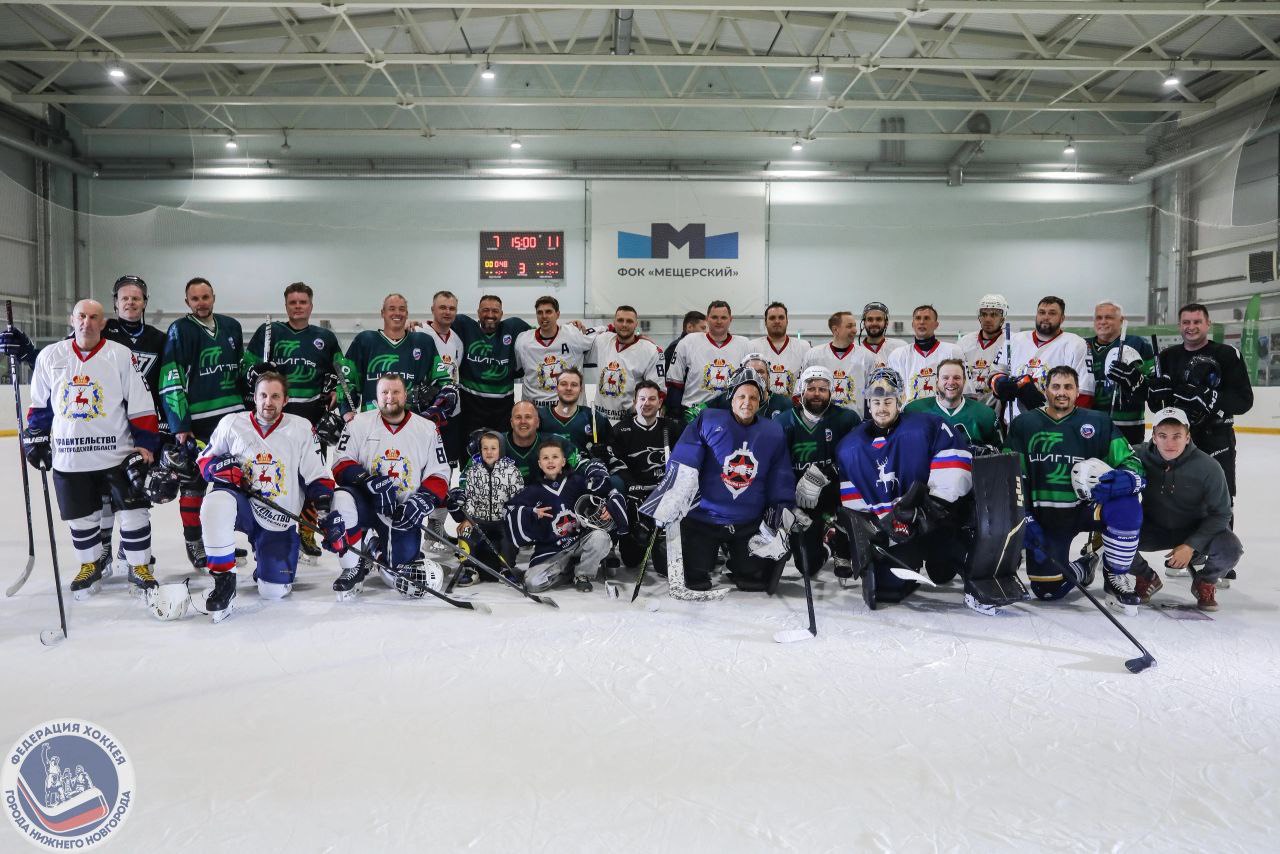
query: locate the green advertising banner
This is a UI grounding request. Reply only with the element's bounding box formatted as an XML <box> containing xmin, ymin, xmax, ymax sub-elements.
<box><xmin>1240</xmin><ymin>293</ymin><xmax>1262</xmax><ymax>384</ymax></box>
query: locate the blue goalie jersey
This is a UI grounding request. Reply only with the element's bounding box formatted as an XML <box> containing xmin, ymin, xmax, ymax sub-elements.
<box><xmin>834</xmin><ymin>411</ymin><xmax>973</xmax><ymax>518</ymax></box>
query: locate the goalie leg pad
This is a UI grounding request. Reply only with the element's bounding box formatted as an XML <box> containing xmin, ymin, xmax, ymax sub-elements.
<box><xmin>965</xmin><ymin>574</ymin><xmax>1029</xmax><ymax>608</ymax></box>
<box><xmin>966</xmin><ymin>453</ymin><xmax>1024</xmax><ymax>583</ymax></box>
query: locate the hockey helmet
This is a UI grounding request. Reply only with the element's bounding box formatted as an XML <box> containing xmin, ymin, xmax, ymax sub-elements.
<box><xmin>574</xmin><ymin>493</ymin><xmax>616</xmax><ymax>532</ymax></box>
<box><xmin>1102</xmin><ymin>344</ymin><xmax>1143</xmax><ymax>377</ymax></box>
<box><xmin>864</xmin><ymin>366</ymin><xmax>904</xmax><ymax>399</ymax></box>
<box><xmin>1070</xmin><ymin>457</ymin><xmax>1112</xmax><ymax>501</ymax></box>
<box><xmin>112</xmin><ymin>275</ymin><xmax>148</xmax><ymax>302</ymax></box>
<box><xmin>381</xmin><ymin>560</ymin><xmax>445</xmax><ymax>599</ymax></box>
<box><xmin>799</xmin><ymin>365</ymin><xmax>833</xmax><ymax>390</ymax></box>
<box><xmin>160</xmin><ymin>439</ymin><xmax>200</xmax><ymax>482</ymax></box>
<box><xmin>977</xmin><ymin>293</ymin><xmax>1009</xmax><ymax>314</ymax></box>
<box><xmin>741</xmin><ymin>352</ymin><xmax>769</xmax><ymax>374</ymax></box>
<box><xmin>143</xmin><ymin>466</ymin><xmax>181</xmax><ymax>504</ymax></box>
<box><xmin>146</xmin><ymin>580</ymin><xmax>192</xmax><ymax>622</ymax></box>
<box><xmin>1182</xmin><ymin>354</ymin><xmax>1221</xmax><ymax>389</ymax></box>
<box><xmin>862</xmin><ymin>301</ymin><xmax>889</xmax><ymax>318</ymax></box>
<box><xmin>727</xmin><ymin>365</ymin><xmax>768</xmax><ymax>402</ymax></box>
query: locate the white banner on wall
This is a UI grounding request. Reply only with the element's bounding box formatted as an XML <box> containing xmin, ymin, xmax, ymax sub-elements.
<box><xmin>589</xmin><ymin>181</ymin><xmax>766</xmax><ymax>316</ymax></box>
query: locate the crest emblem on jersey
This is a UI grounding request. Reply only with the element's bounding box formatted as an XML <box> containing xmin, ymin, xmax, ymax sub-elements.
<box><xmin>536</xmin><ymin>354</ymin><xmax>564</xmax><ymax>390</ymax></box>
<box><xmin>412</xmin><ymin>348</ymin><xmax>422</xmax><ymax>360</ymax></box>
<box><xmin>768</xmin><ymin>364</ymin><xmax>791</xmax><ymax>394</ymax></box>
<box><xmin>599</xmin><ymin>361</ymin><xmax>626</xmax><ymax>398</ymax></box>
<box><xmin>912</xmin><ymin>366</ymin><xmax>937</xmax><ymax>398</ymax></box>
<box><xmin>1079</xmin><ymin>424</ymin><xmax>1096</xmax><ymax>439</ymax></box>
<box><xmin>703</xmin><ymin>358</ymin><xmax>732</xmax><ymax>391</ymax></box>
<box><xmin>249</xmin><ymin>452</ymin><xmax>285</xmax><ymax>498</ymax></box>
<box><xmin>59</xmin><ymin>375</ymin><xmax>106</xmax><ymax>421</ymax></box>
<box><xmin>502</xmin><ymin>335</ymin><xmax>513</xmax><ymax>345</ymax></box>
<box><xmin>314</xmin><ymin>338</ymin><xmax>325</xmax><ymax>350</ymax></box>
<box><xmin>831</xmin><ymin>370</ymin><xmax>851</xmax><ymax>404</ymax></box>
<box><xmin>373</xmin><ymin>448</ymin><xmax>413</xmax><ymax>496</ymax></box>
<box><xmin>720</xmin><ymin>441</ymin><xmax>758</xmax><ymax>498</ymax></box>
<box><xmin>552</xmin><ymin>509</ymin><xmax>580</xmax><ymax>542</ymax></box>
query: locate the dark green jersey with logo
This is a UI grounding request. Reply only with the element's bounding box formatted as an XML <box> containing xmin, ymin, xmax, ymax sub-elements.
<box><xmin>340</xmin><ymin>330</ymin><xmax>447</xmax><ymax>412</ymax></box>
<box><xmin>776</xmin><ymin>404</ymin><xmax>860</xmax><ymax>478</ymax></box>
<box><xmin>453</xmin><ymin>314</ymin><xmax>532</xmax><ymax>398</ymax></box>
<box><xmin>158</xmin><ymin>313</ymin><xmax>246</xmax><ymax>432</ymax></box>
<box><xmin>903</xmin><ymin>396</ymin><xmax>999</xmax><ymax>446</ymax></box>
<box><xmin>245</xmin><ymin>321</ymin><xmax>341</xmax><ymax>410</ymax></box>
<box><xmin>1085</xmin><ymin>334</ymin><xmax>1155</xmax><ymax>429</ymax></box>
<box><xmin>499</xmin><ymin>431</ymin><xmax>581</xmax><ymax>483</ymax></box>
<box><xmin>1006</xmin><ymin>406</ymin><xmax>1143</xmax><ymax>527</ymax></box>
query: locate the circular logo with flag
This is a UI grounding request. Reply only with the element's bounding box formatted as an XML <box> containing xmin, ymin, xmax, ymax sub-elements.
<box><xmin>2</xmin><ymin>719</ymin><xmax>136</xmax><ymax>849</ymax></box>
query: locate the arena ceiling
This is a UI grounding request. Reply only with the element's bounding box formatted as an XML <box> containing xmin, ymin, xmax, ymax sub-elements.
<box><xmin>1</xmin><ymin>2</ymin><xmax>1278</xmax><ymax>175</ymax></box>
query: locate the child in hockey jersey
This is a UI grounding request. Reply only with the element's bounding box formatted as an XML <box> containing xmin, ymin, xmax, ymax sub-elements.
<box><xmin>450</xmin><ymin>431</ymin><xmax>524</xmax><ymax>585</ymax></box>
<box><xmin>505</xmin><ymin>441</ymin><xmax>628</xmax><ymax>593</ymax></box>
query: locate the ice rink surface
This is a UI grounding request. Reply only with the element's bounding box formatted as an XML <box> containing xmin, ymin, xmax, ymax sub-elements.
<box><xmin>1</xmin><ymin>434</ymin><xmax>1278</xmax><ymax>853</ymax></box>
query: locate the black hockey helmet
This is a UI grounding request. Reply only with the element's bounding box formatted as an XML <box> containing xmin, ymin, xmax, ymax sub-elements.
<box><xmin>112</xmin><ymin>275</ymin><xmax>148</xmax><ymax>302</ymax></box>
<box><xmin>1182</xmin><ymin>354</ymin><xmax>1221</xmax><ymax>389</ymax></box>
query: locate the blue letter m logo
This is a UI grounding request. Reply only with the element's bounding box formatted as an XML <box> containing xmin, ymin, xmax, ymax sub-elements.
<box><xmin>618</xmin><ymin>223</ymin><xmax>738</xmax><ymax>259</ymax></box>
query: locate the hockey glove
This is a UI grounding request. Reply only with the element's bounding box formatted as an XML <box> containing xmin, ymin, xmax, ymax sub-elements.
<box><xmin>763</xmin><ymin>505</ymin><xmax>797</xmax><ymax>535</ymax></box>
<box><xmin>626</xmin><ymin>481</ymin><xmax>655</xmax><ymax>502</ymax></box>
<box><xmin>245</xmin><ymin>360</ymin><xmax>281</xmax><ymax>391</ymax></box>
<box><xmin>1</xmin><ymin>325</ymin><xmax>36</xmax><ymax>366</ymax></box>
<box><xmin>205</xmin><ymin>454</ymin><xmax>246</xmax><ymax>488</ymax></box>
<box><xmin>1106</xmin><ymin>358</ymin><xmax>1143</xmax><ymax>394</ymax></box>
<box><xmin>315</xmin><ymin>410</ymin><xmax>344</xmax><ymax>446</ymax></box>
<box><xmin>991</xmin><ymin>374</ymin><xmax>1020</xmax><ymax>403</ymax></box>
<box><xmin>357</xmin><ymin>472</ymin><xmax>400</xmax><ymax>517</ymax></box>
<box><xmin>122</xmin><ymin>451</ymin><xmax>149</xmax><ymax>500</ymax></box>
<box><xmin>1145</xmin><ymin>374</ymin><xmax>1173</xmax><ymax>407</ymax></box>
<box><xmin>1014</xmin><ymin>378</ymin><xmax>1046</xmax><ymax>411</ymax></box>
<box><xmin>21</xmin><ymin>426</ymin><xmax>51</xmax><ymax>471</ymax></box>
<box><xmin>422</xmin><ymin>385</ymin><xmax>459</xmax><ymax>427</ymax></box>
<box><xmin>795</xmin><ymin>463</ymin><xmax>830</xmax><ymax>510</ymax></box>
<box><xmin>582</xmin><ymin>459</ymin><xmax>610</xmax><ymax>493</ymax></box>
<box><xmin>587</xmin><ymin>441</ymin><xmax>611</xmax><ymax>462</ymax></box>
<box><xmin>320</xmin><ymin>372</ymin><xmax>339</xmax><ymax>398</ymax></box>
<box><xmin>393</xmin><ymin>490</ymin><xmax>435</xmax><ymax>531</ymax></box>
<box><xmin>1173</xmin><ymin>383</ymin><xmax>1217</xmax><ymax>423</ymax></box>
<box><xmin>319</xmin><ymin>510</ymin><xmax>348</xmax><ymax>554</ymax></box>
<box><xmin>1090</xmin><ymin>468</ymin><xmax>1144</xmax><ymax>503</ymax></box>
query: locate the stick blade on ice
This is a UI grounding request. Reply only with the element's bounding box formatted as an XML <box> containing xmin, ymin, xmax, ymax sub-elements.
<box><xmin>39</xmin><ymin>629</ymin><xmax>65</xmax><ymax>647</ymax></box>
<box><xmin>773</xmin><ymin>628</ymin><xmax>815</xmax><ymax>644</ymax></box>
<box><xmin>6</xmin><ymin>555</ymin><xmax>35</xmax><ymax>597</ymax></box>
<box><xmin>1125</xmin><ymin>654</ymin><xmax>1156</xmax><ymax>674</ymax></box>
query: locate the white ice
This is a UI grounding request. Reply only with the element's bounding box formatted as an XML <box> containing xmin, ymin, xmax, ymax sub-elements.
<box><xmin>1</xmin><ymin>434</ymin><xmax>1278</xmax><ymax>853</ymax></box>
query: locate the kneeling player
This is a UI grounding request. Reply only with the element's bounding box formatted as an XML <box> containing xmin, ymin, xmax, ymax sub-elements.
<box><xmin>329</xmin><ymin>373</ymin><xmax>451</xmax><ymax>599</ymax></box>
<box><xmin>1006</xmin><ymin>366</ymin><xmax>1145</xmax><ymax>615</ymax></box>
<box><xmin>505</xmin><ymin>441</ymin><xmax>627</xmax><ymax>593</ymax></box>
<box><xmin>833</xmin><ymin>367</ymin><xmax>975</xmax><ymax>610</ymax></box>
<box><xmin>196</xmin><ymin>372</ymin><xmax>344</xmax><ymax>621</ymax></box>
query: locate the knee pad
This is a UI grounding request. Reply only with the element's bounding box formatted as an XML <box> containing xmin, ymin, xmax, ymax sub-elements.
<box><xmin>256</xmin><ymin>579</ymin><xmax>293</xmax><ymax>600</ymax></box>
<box><xmin>334</xmin><ymin>488</ymin><xmax>360</xmax><ymax>527</ymax></box>
<box><xmin>200</xmin><ymin>488</ymin><xmax>239</xmax><ymax>526</ymax></box>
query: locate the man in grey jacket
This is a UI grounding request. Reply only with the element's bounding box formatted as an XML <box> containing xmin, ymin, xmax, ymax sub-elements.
<box><xmin>1132</xmin><ymin>407</ymin><xmax>1242</xmax><ymax>612</ymax></box>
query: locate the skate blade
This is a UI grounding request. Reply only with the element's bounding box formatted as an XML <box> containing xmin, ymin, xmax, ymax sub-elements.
<box><xmin>210</xmin><ymin>606</ymin><xmax>234</xmax><ymax>624</ymax></box>
<box><xmin>72</xmin><ymin>583</ymin><xmax>101</xmax><ymax>601</ymax></box>
<box><xmin>1106</xmin><ymin>597</ymin><xmax>1139</xmax><ymax>617</ymax></box>
<box><xmin>773</xmin><ymin>628</ymin><xmax>815</xmax><ymax>643</ymax></box>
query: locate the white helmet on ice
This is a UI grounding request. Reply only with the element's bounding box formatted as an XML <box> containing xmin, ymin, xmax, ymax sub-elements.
<box><xmin>1070</xmin><ymin>457</ymin><xmax>1112</xmax><ymax>501</ymax></box>
<box><xmin>799</xmin><ymin>365</ymin><xmax>833</xmax><ymax>390</ymax></box>
<box><xmin>978</xmin><ymin>293</ymin><xmax>1009</xmax><ymax>314</ymax></box>
<box><xmin>146</xmin><ymin>580</ymin><xmax>192</xmax><ymax>622</ymax></box>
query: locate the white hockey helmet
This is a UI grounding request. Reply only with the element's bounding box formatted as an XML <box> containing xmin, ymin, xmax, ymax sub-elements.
<box><xmin>1070</xmin><ymin>457</ymin><xmax>1112</xmax><ymax>501</ymax></box>
<box><xmin>1102</xmin><ymin>344</ymin><xmax>1143</xmax><ymax>375</ymax></box>
<box><xmin>799</xmin><ymin>365</ymin><xmax>833</xmax><ymax>390</ymax></box>
<box><xmin>574</xmin><ymin>493</ymin><xmax>617</xmax><ymax>532</ymax></box>
<box><xmin>146</xmin><ymin>580</ymin><xmax>192</xmax><ymax>622</ymax></box>
<box><xmin>978</xmin><ymin>293</ymin><xmax>1009</xmax><ymax>314</ymax></box>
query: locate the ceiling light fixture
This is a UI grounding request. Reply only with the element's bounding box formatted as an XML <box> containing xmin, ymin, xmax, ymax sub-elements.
<box><xmin>1163</xmin><ymin>64</ymin><xmax>1180</xmax><ymax>87</ymax></box>
<box><xmin>509</xmin><ymin>136</ymin><xmax>523</xmax><ymax>150</ymax></box>
<box><xmin>481</xmin><ymin>61</ymin><xmax>496</xmax><ymax>80</ymax></box>
<box><xmin>225</xmin><ymin>134</ymin><xmax>238</xmax><ymax>150</ymax></box>
<box><xmin>107</xmin><ymin>61</ymin><xmax>125</xmax><ymax>80</ymax></box>
<box><xmin>1063</xmin><ymin>137</ymin><xmax>1076</xmax><ymax>156</ymax></box>
<box><xmin>791</xmin><ymin>138</ymin><xmax>804</xmax><ymax>151</ymax></box>
<box><xmin>809</xmin><ymin>60</ymin><xmax>824</xmax><ymax>84</ymax></box>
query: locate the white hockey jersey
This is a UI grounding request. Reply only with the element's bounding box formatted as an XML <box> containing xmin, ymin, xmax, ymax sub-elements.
<box><xmin>887</xmin><ymin>340</ymin><xmax>967</xmax><ymax>403</ymax></box>
<box><xmin>667</xmin><ymin>332</ymin><xmax>755</xmax><ymax>409</ymax></box>
<box><xmin>332</xmin><ymin>410</ymin><xmax>451</xmax><ymax>502</ymax></box>
<box><xmin>858</xmin><ymin>337</ymin><xmax>907</xmax><ymax>369</ymax></box>
<box><xmin>958</xmin><ymin>330</ymin><xmax>1007</xmax><ymax>401</ymax></box>
<box><xmin>587</xmin><ymin>331</ymin><xmax>664</xmax><ymax>421</ymax></box>
<box><xmin>748</xmin><ymin>336</ymin><xmax>811</xmax><ymax>398</ymax></box>
<box><xmin>29</xmin><ymin>338</ymin><xmax>158</xmax><ymax>473</ymax></box>
<box><xmin>1004</xmin><ymin>329</ymin><xmax>1094</xmax><ymax>422</ymax></box>
<box><xmin>197</xmin><ymin>412</ymin><xmax>333</xmax><ymax>531</ymax></box>
<box><xmin>515</xmin><ymin>324</ymin><xmax>599</xmax><ymax>404</ymax></box>
<box><xmin>802</xmin><ymin>343</ymin><xmax>875</xmax><ymax>413</ymax></box>
<box><xmin>422</xmin><ymin>324</ymin><xmax>464</xmax><ymax>415</ymax></box>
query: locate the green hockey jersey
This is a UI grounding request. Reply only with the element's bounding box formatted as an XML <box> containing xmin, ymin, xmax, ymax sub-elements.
<box><xmin>245</xmin><ymin>321</ymin><xmax>341</xmax><ymax>409</ymax></box>
<box><xmin>453</xmin><ymin>314</ymin><xmax>531</xmax><ymax>398</ymax></box>
<box><xmin>904</xmin><ymin>396</ymin><xmax>999</xmax><ymax>446</ymax></box>
<box><xmin>340</xmin><ymin>330</ymin><xmax>447</xmax><ymax>412</ymax></box>
<box><xmin>1085</xmin><ymin>334</ymin><xmax>1155</xmax><ymax>430</ymax></box>
<box><xmin>499</xmin><ymin>432</ymin><xmax>581</xmax><ymax>482</ymax></box>
<box><xmin>158</xmin><ymin>313</ymin><xmax>246</xmax><ymax>432</ymax></box>
<box><xmin>775</xmin><ymin>404</ymin><xmax>860</xmax><ymax>478</ymax></box>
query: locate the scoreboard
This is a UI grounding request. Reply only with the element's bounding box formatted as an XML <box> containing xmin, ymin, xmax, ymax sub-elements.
<box><xmin>479</xmin><ymin>231</ymin><xmax>564</xmax><ymax>281</ymax></box>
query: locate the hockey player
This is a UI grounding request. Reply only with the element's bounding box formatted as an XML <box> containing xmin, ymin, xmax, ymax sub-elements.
<box><xmin>888</xmin><ymin>305</ymin><xmax>967</xmax><ymax>404</ymax></box>
<box><xmin>329</xmin><ymin>373</ymin><xmax>451</xmax><ymax>599</ymax></box>
<box><xmin>608</xmin><ymin>380</ymin><xmax>685</xmax><ymax>576</ymax></box>
<box><xmin>904</xmin><ymin>359</ymin><xmax>999</xmax><ymax>449</ymax></box>
<box><xmin>777</xmin><ymin>366</ymin><xmax>860</xmax><ymax>579</ymax></box>
<box><xmin>420</xmin><ymin>290</ymin><xmax>466</xmax><ymax>462</ymax></box>
<box><xmin>500</xmin><ymin>400</ymin><xmax>580</xmax><ymax>483</ymax></box>
<box><xmin>857</xmin><ymin>302</ymin><xmax>906</xmax><ymax>367</ymax></box>
<box><xmin>588</xmin><ymin>305</ymin><xmax>664</xmax><ymax>424</ymax></box>
<box><xmin>666</xmin><ymin>300</ymin><xmax>754</xmax><ymax>422</ymax></box>
<box><xmin>341</xmin><ymin>293</ymin><xmax>445</xmax><ymax>416</ymax></box>
<box><xmin>454</xmin><ymin>294</ymin><xmax>532</xmax><ymax>435</ymax></box>
<box><xmin>196</xmin><ymin>371</ymin><xmax>343</xmax><ymax>621</ymax></box>
<box><xmin>1085</xmin><ymin>300</ymin><xmax>1154</xmax><ymax>445</ymax></box>
<box><xmin>706</xmin><ymin>354</ymin><xmax>793</xmax><ymax>420</ymax></box>
<box><xmin>645</xmin><ymin>367</ymin><xmax>798</xmax><ymax>593</ymax></box>
<box><xmin>505</xmin><ymin>440</ymin><xmax>629</xmax><ymax>593</ymax></box>
<box><xmin>539</xmin><ymin>367</ymin><xmax>614</xmax><ymax>460</ymax></box>
<box><xmin>1131</xmin><ymin>407</ymin><xmax>1242</xmax><ymax>611</ymax></box>
<box><xmin>448</xmin><ymin>431</ymin><xmax>523</xmax><ymax>586</ymax></box>
<box><xmin>749</xmin><ymin>301</ymin><xmax>810</xmax><ymax>398</ymax></box>
<box><xmin>833</xmin><ymin>367</ymin><xmax>973</xmax><ymax>609</ymax></box>
<box><xmin>959</xmin><ymin>293</ymin><xmax>1008</xmax><ymax>403</ymax></box>
<box><xmin>515</xmin><ymin>295</ymin><xmax>598</xmax><ymax>407</ymax></box>
<box><xmin>1146</xmin><ymin>302</ymin><xmax>1253</xmax><ymax>499</ymax></box>
<box><xmin>245</xmin><ymin>282</ymin><xmax>344</xmax><ymax>559</ymax></box>
<box><xmin>663</xmin><ymin>310</ymin><xmax>706</xmax><ymax>379</ymax></box>
<box><xmin>158</xmin><ymin>277</ymin><xmax>246</xmax><ymax>569</ymax></box>
<box><xmin>990</xmin><ymin>296</ymin><xmax>1093</xmax><ymax>428</ymax></box>
<box><xmin>23</xmin><ymin>299</ymin><xmax>160</xmax><ymax>599</ymax></box>
<box><xmin>802</xmin><ymin>311</ymin><xmax>874</xmax><ymax>414</ymax></box>
<box><xmin>1006</xmin><ymin>365</ymin><xmax>1145</xmax><ymax>614</ymax></box>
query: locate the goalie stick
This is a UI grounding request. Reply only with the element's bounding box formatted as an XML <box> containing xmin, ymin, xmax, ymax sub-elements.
<box><xmin>5</xmin><ymin>300</ymin><xmax>36</xmax><ymax>597</ymax></box>
<box><xmin>419</xmin><ymin>522</ymin><xmax>558</xmax><ymax>608</ymax></box>
<box><xmin>664</xmin><ymin>520</ymin><xmax>728</xmax><ymax>602</ymax></box>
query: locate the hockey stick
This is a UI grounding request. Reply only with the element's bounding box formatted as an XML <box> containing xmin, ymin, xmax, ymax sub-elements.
<box><xmin>244</xmin><ymin>490</ymin><xmax>490</xmax><ymax>613</ymax></box>
<box><xmin>5</xmin><ymin>300</ymin><xmax>37</xmax><ymax>597</ymax></box>
<box><xmin>262</xmin><ymin>315</ymin><xmax>273</xmax><ymax>364</ymax></box>
<box><xmin>773</xmin><ymin>529</ymin><xmax>818</xmax><ymax>643</ymax></box>
<box><xmin>420</xmin><ymin>521</ymin><xmax>558</xmax><ymax>608</ymax></box>
<box><xmin>995</xmin><ymin>319</ymin><xmax>1012</xmax><ymax>439</ymax></box>
<box><xmin>37</xmin><ymin>469</ymin><xmax>69</xmax><ymax>646</ymax></box>
<box><xmin>1045</xmin><ymin>554</ymin><xmax>1156</xmax><ymax>674</ymax></box>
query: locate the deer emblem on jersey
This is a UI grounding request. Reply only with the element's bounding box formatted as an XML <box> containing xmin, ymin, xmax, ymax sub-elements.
<box><xmin>876</xmin><ymin>458</ymin><xmax>898</xmax><ymax>493</ymax></box>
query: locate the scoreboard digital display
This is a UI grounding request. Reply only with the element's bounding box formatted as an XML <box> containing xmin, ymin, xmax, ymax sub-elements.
<box><xmin>479</xmin><ymin>231</ymin><xmax>565</xmax><ymax>281</ymax></box>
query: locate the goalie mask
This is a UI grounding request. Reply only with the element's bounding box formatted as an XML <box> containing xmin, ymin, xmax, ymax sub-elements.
<box><xmin>1070</xmin><ymin>457</ymin><xmax>1112</xmax><ymax>501</ymax></box>
<box><xmin>727</xmin><ymin>365</ymin><xmax>768</xmax><ymax>402</ymax></box>
<box><xmin>574</xmin><ymin>493</ymin><xmax>616</xmax><ymax>532</ymax></box>
<box><xmin>146</xmin><ymin>580</ymin><xmax>192</xmax><ymax>622</ymax></box>
<box><xmin>864</xmin><ymin>366</ymin><xmax>904</xmax><ymax>399</ymax></box>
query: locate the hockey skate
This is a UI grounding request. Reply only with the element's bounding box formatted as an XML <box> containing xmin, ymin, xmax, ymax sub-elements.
<box><xmin>574</xmin><ymin>574</ymin><xmax>594</xmax><ymax>593</ymax></box>
<box><xmin>205</xmin><ymin>571</ymin><xmax>237</xmax><ymax>623</ymax></box>
<box><xmin>185</xmin><ymin>537</ymin><xmax>207</xmax><ymax>572</ymax></box>
<box><xmin>332</xmin><ymin>557</ymin><xmax>370</xmax><ymax>601</ymax></box>
<box><xmin>1068</xmin><ymin>550</ymin><xmax>1099</xmax><ymax>589</ymax></box>
<box><xmin>1103</xmin><ymin>566</ymin><xmax>1140</xmax><ymax>616</ymax></box>
<box><xmin>98</xmin><ymin>540</ymin><xmax>116</xmax><ymax>579</ymax></box>
<box><xmin>299</xmin><ymin>527</ymin><xmax>322</xmax><ymax>564</ymax></box>
<box><xmin>111</xmin><ymin>541</ymin><xmax>154</xmax><ymax>579</ymax></box>
<box><xmin>1193</xmin><ymin>577</ymin><xmax>1219</xmax><ymax>612</ymax></box>
<box><xmin>128</xmin><ymin>563</ymin><xmax>158</xmax><ymax>593</ymax></box>
<box><xmin>70</xmin><ymin>561</ymin><xmax>104</xmax><ymax>600</ymax></box>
